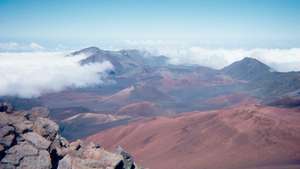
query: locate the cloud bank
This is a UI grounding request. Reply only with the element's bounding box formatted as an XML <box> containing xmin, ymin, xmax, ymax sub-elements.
<box><xmin>154</xmin><ymin>47</ymin><xmax>300</xmax><ymax>71</ymax></box>
<box><xmin>0</xmin><ymin>42</ymin><xmax>45</xmax><ymax>52</ymax></box>
<box><xmin>0</xmin><ymin>52</ymin><xmax>113</xmax><ymax>98</ymax></box>
<box><xmin>120</xmin><ymin>40</ymin><xmax>300</xmax><ymax>72</ymax></box>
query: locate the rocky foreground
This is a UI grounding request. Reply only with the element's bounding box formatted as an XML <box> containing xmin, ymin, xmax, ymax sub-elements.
<box><xmin>0</xmin><ymin>103</ymin><xmax>140</xmax><ymax>169</ymax></box>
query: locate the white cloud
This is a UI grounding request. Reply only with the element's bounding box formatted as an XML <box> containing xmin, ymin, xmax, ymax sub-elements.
<box><xmin>29</xmin><ymin>42</ymin><xmax>45</xmax><ymax>50</ymax></box>
<box><xmin>121</xmin><ymin>40</ymin><xmax>300</xmax><ymax>72</ymax></box>
<box><xmin>0</xmin><ymin>52</ymin><xmax>113</xmax><ymax>98</ymax></box>
<box><xmin>0</xmin><ymin>42</ymin><xmax>20</xmax><ymax>50</ymax></box>
<box><xmin>156</xmin><ymin>47</ymin><xmax>300</xmax><ymax>72</ymax></box>
<box><xmin>0</xmin><ymin>42</ymin><xmax>45</xmax><ymax>51</ymax></box>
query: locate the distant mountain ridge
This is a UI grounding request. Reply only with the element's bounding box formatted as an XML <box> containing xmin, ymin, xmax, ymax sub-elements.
<box><xmin>221</xmin><ymin>56</ymin><xmax>300</xmax><ymax>98</ymax></box>
<box><xmin>73</xmin><ymin>46</ymin><xmax>169</xmax><ymax>75</ymax></box>
<box><xmin>74</xmin><ymin>47</ymin><xmax>300</xmax><ymax>99</ymax></box>
<box><xmin>222</xmin><ymin>57</ymin><xmax>273</xmax><ymax>80</ymax></box>
<box><xmin>3</xmin><ymin>46</ymin><xmax>300</xmax><ymax>141</ymax></box>
<box><xmin>69</xmin><ymin>47</ymin><xmax>300</xmax><ymax>111</ymax></box>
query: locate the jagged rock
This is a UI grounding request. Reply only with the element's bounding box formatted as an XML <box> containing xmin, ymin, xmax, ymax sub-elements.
<box><xmin>0</xmin><ymin>113</ymin><xmax>13</xmax><ymax>126</ymax></box>
<box><xmin>27</xmin><ymin>107</ymin><xmax>49</xmax><ymax>121</ymax></box>
<box><xmin>0</xmin><ymin>114</ymin><xmax>11</xmax><ymax>126</ymax></box>
<box><xmin>0</xmin><ymin>126</ymin><xmax>14</xmax><ymax>138</ymax></box>
<box><xmin>0</xmin><ymin>113</ymin><xmax>28</xmax><ymax>131</ymax></box>
<box><xmin>69</xmin><ymin>139</ymin><xmax>83</xmax><ymax>151</ymax></box>
<box><xmin>22</xmin><ymin>132</ymin><xmax>51</xmax><ymax>150</ymax></box>
<box><xmin>1</xmin><ymin>142</ymin><xmax>38</xmax><ymax>165</ymax></box>
<box><xmin>116</xmin><ymin>146</ymin><xmax>136</xmax><ymax>169</ymax></box>
<box><xmin>0</xmin><ymin>163</ymin><xmax>15</xmax><ymax>169</ymax></box>
<box><xmin>14</xmin><ymin>120</ymin><xmax>33</xmax><ymax>134</ymax></box>
<box><xmin>58</xmin><ymin>144</ymin><xmax>124</xmax><ymax>169</ymax></box>
<box><xmin>74</xmin><ymin>157</ymin><xmax>122</xmax><ymax>169</ymax></box>
<box><xmin>0</xmin><ymin>134</ymin><xmax>15</xmax><ymax>148</ymax></box>
<box><xmin>0</xmin><ymin>103</ymin><xmax>13</xmax><ymax>113</ymax></box>
<box><xmin>0</xmin><ymin>145</ymin><xmax>4</xmax><ymax>152</ymax></box>
<box><xmin>0</xmin><ymin>103</ymin><xmax>140</xmax><ymax>169</ymax></box>
<box><xmin>16</xmin><ymin>150</ymin><xmax>51</xmax><ymax>169</ymax></box>
<box><xmin>50</xmin><ymin>135</ymin><xmax>69</xmax><ymax>157</ymax></box>
<box><xmin>57</xmin><ymin>155</ymin><xmax>72</xmax><ymax>169</ymax></box>
<box><xmin>33</xmin><ymin>117</ymin><xmax>59</xmax><ymax>141</ymax></box>
<box><xmin>11</xmin><ymin>111</ymin><xmax>29</xmax><ymax>118</ymax></box>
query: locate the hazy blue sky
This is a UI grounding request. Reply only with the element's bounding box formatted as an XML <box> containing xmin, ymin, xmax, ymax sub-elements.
<box><xmin>1</xmin><ymin>0</ymin><xmax>300</xmax><ymax>48</ymax></box>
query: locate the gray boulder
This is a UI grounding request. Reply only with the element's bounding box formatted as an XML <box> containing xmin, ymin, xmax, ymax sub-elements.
<box><xmin>50</xmin><ymin>135</ymin><xmax>70</xmax><ymax>157</ymax></box>
<box><xmin>22</xmin><ymin>132</ymin><xmax>51</xmax><ymax>150</ymax></box>
<box><xmin>0</xmin><ymin>112</ymin><xmax>29</xmax><ymax>133</ymax></box>
<box><xmin>58</xmin><ymin>142</ymin><xmax>124</xmax><ymax>169</ymax></box>
<box><xmin>0</xmin><ymin>103</ymin><xmax>140</xmax><ymax>169</ymax></box>
<box><xmin>1</xmin><ymin>142</ymin><xmax>38</xmax><ymax>165</ymax></box>
<box><xmin>14</xmin><ymin>120</ymin><xmax>33</xmax><ymax>134</ymax></box>
<box><xmin>17</xmin><ymin>150</ymin><xmax>51</xmax><ymax>169</ymax></box>
<box><xmin>57</xmin><ymin>155</ymin><xmax>72</xmax><ymax>169</ymax></box>
<box><xmin>0</xmin><ymin>144</ymin><xmax>4</xmax><ymax>152</ymax></box>
<box><xmin>0</xmin><ymin>134</ymin><xmax>15</xmax><ymax>148</ymax></box>
<box><xmin>0</xmin><ymin>103</ymin><xmax>13</xmax><ymax>113</ymax></box>
<box><xmin>116</xmin><ymin>146</ymin><xmax>136</xmax><ymax>169</ymax></box>
<box><xmin>0</xmin><ymin>126</ymin><xmax>14</xmax><ymax>138</ymax></box>
<box><xmin>27</xmin><ymin>107</ymin><xmax>49</xmax><ymax>121</ymax></box>
<box><xmin>33</xmin><ymin>117</ymin><xmax>59</xmax><ymax>141</ymax></box>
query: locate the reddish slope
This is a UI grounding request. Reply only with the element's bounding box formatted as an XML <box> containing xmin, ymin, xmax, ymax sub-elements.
<box><xmin>116</xmin><ymin>101</ymin><xmax>161</xmax><ymax>117</ymax></box>
<box><xmin>201</xmin><ymin>92</ymin><xmax>256</xmax><ymax>108</ymax></box>
<box><xmin>87</xmin><ymin>104</ymin><xmax>300</xmax><ymax>169</ymax></box>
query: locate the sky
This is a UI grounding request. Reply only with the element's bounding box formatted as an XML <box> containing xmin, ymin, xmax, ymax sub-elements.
<box><xmin>1</xmin><ymin>0</ymin><xmax>300</xmax><ymax>48</ymax></box>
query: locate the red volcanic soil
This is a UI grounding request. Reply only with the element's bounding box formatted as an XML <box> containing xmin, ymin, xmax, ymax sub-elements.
<box><xmin>159</xmin><ymin>70</ymin><xmax>238</xmax><ymax>91</ymax></box>
<box><xmin>116</xmin><ymin>101</ymin><xmax>160</xmax><ymax>117</ymax></box>
<box><xmin>86</xmin><ymin>104</ymin><xmax>300</xmax><ymax>169</ymax></box>
<box><xmin>203</xmin><ymin>93</ymin><xmax>257</xmax><ymax>107</ymax></box>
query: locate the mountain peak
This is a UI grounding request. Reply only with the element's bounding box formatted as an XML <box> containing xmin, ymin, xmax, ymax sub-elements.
<box><xmin>222</xmin><ymin>57</ymin><xmax>272</xmax><ymax>80</ymax></box>
<box><xmin>240</xmin><ymin>57</ymin><xmax>269</xmax><ymax>67</ymax></box>
<box><xmin>71</xmin><ymin>46</ymin><xmax>101</xmax><ymax>56</ymax></box>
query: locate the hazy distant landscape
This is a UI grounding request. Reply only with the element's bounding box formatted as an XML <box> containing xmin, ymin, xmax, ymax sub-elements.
<box><xmin>1</xmin><ymin>0</ymin><xmax>300</xmax><ymax>169</ymax></box>
<box><xmin>1</xmin><ymin>46</ymin><xmax>300</xmax><ymax>169</ymax></box>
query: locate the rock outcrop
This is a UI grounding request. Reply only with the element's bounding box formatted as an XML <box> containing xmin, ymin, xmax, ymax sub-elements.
<box><xmin>0</xmin><ymin>103</ymin><xmax>140</xmax><ymax>169</ymax></box>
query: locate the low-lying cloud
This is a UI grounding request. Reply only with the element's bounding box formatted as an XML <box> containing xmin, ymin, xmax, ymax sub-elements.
<box><xmin>153</xmin><ymin>47</ymin><xmax>300</xmax><ymax>71</ymax></box>
<box><xmin>121</xmin><ymin>40</ymin><xmax>300</xmax><ymax>72</ymax></box>
<box><xmin>2</xmin><ymin>41</ymin><xmax>299</xmax><ymax>99</ymax></box>
<box><xmin>0</xmin><ymin>52</ymin><xmax>113</xmax><ymax>98</ymax></box>
<box><xmin>0</xmin><ymin>42</ymin><xmax>45</xmax><ymax>52</ymax></box>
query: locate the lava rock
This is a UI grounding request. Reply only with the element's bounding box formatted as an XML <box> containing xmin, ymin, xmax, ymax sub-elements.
<box><xmin>0</xmin><ymin>134</ymin><xmax>15</xmax><ymax>148</ymax></box>
<box><xmin>50</xmin><ymin>135</ymin><xmax>70</xmax><ymax>157</ymax></box>
<box><xmin>27</xmin><ymin>107</ymin><xmax>49</xmax><ymax>121</ymax></box>
<box><xmin>0</xmin><ymin>103</ymin><xmax>140</xmax><ymax>169</ymax></box>
<box><xmin>57</xmin><ymin>155</ymin><xmax>72</xmax><ymax>169</ymax></box>
<box><xmin>33</xmin><ymin>117</ymin><xmax>59</xmax><ymax>141</ymax></box>
<box><xmin>1</xmin><ymin>142</ymin><xmax>38</xmax><ymax>166</ymax></box>
<box><xmin>17</xmin><ymin>150</ymin><xmax>51</xmax><ymax>169</ymax></box>
<box><xmin>0</xmin><ymin>126</ymin><xmax>14</xmax><ymax>138</ymax></box>
<box><xmin>0</xmin><ymin>103</ymin><xmax>13</xmax><ymax>113</ymax></box>
<box><xmin>116</xmin><ymin>146</ymin><xmax>136</xmax><ymax>169</ymax></box>
<box><xmin>13</xmin><ymin>120</ymin><xmax>33</xmax><ymax>134</ymax></box>
<box><xmin>22</xmin><ymin>132</ymin><xmax>51</xmax><ymax>150</ymax></box>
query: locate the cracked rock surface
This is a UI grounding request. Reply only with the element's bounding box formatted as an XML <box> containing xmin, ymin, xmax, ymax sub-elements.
<box><xmin>0</xmin><ymin>103</ymin><xmax>140</xmax><ymax>169</ymax></box>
